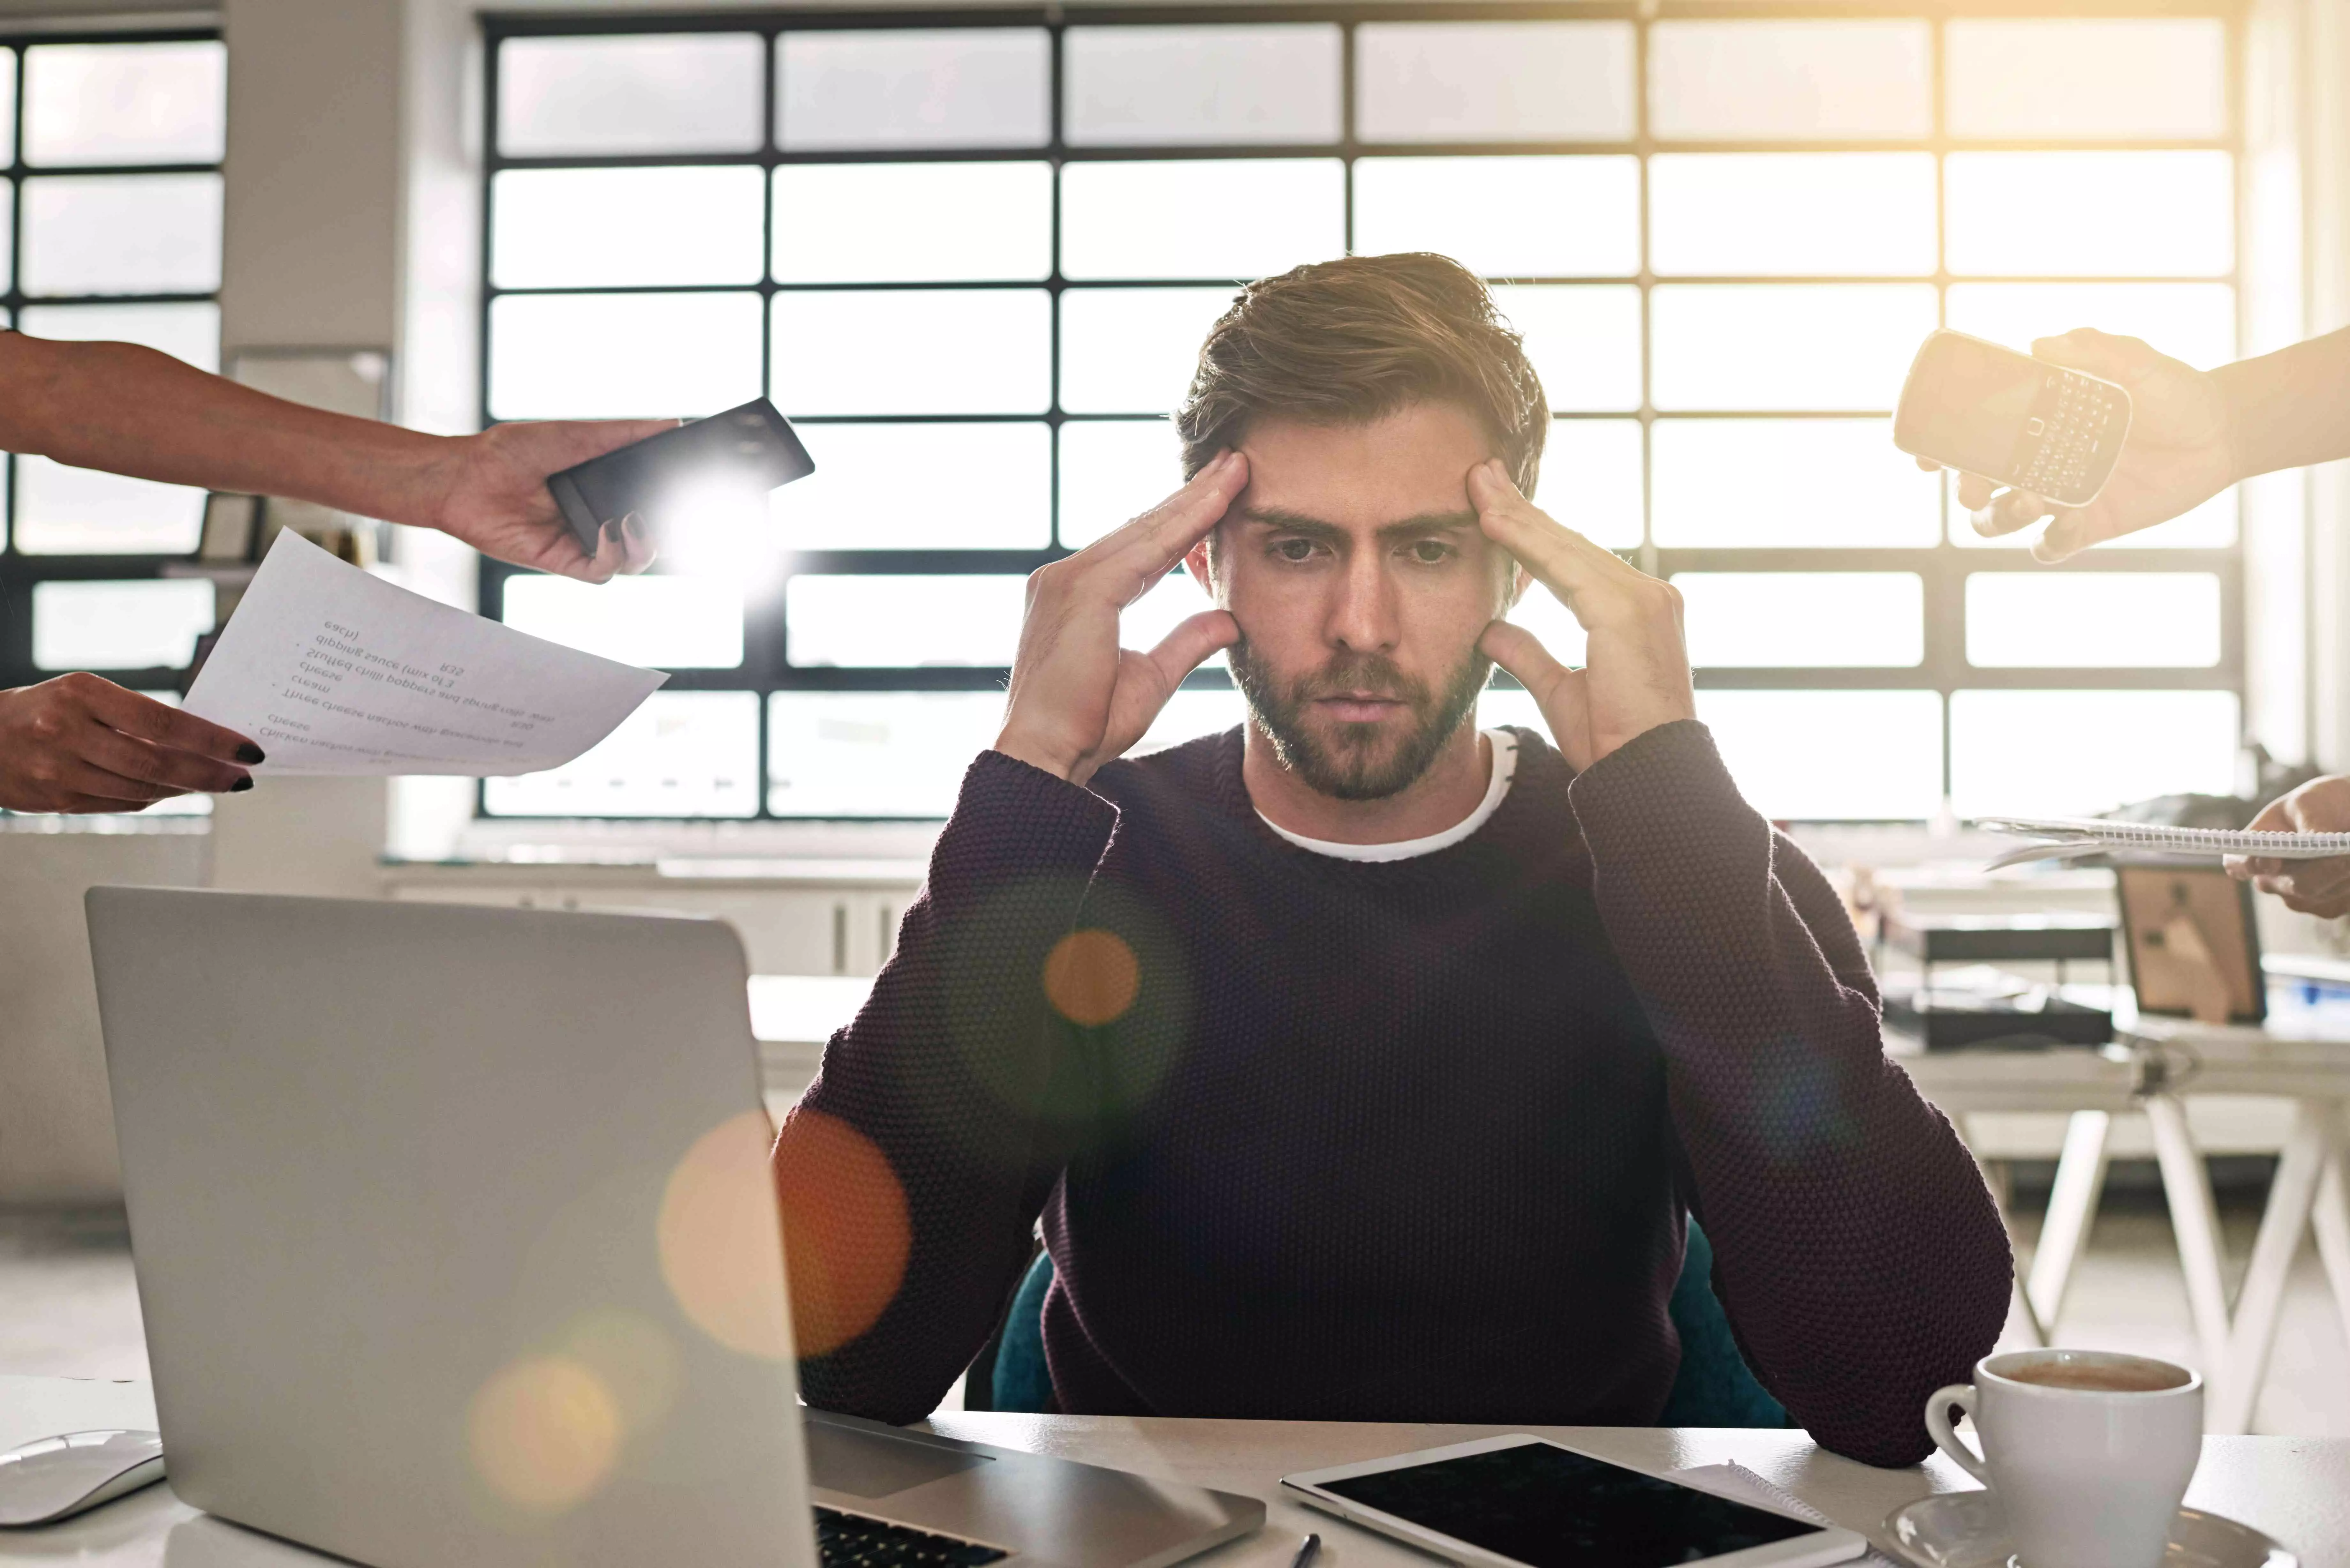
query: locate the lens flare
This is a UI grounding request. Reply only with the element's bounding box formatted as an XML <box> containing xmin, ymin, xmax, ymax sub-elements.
<box><xmin>1043</xmin><ymin>928</ymin><xmax>1140</xmax><ymax>1026</ymax></box>
<box><xmin>561</xmin><ymin>1309</ymin><xmax>681</xmax><ymax>1436</ymax></box>
<box><xmin>658</xmin><ymin>1111</ymin><xmax>795</xmax><ymax>1360</ymax></box>
<box><xmin>769</xmin><ymin>1107</ymin><xmax>911</xmax><ymax>1358</ymax></box>
<box><xmin>467</xmin><ymin>1355</ymin><xmax>622</xmax><ymax>1514</ymax></box>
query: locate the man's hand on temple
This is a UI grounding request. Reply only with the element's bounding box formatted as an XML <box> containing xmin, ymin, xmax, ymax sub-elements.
<box><xmin>2227</xmin><ymin>775</ymin><xmax>2350</xmax><ymax>918</ymax></box>
<box><xmin>993</xmin><ymin>451</ymin><xmax>1247</xmax><ymax>788</ymax></box>
<box><xmin>1468</xmin><ymin>460</ymin><xmax>1695</xmax><ymax>773</ymax></box>
<box><xmin>1927</xmin><ymin>329</ymin><xmax>2236</xmax><ymax>562</ymax></box>
<box><xmin>417</xmin><ymin>417</ymin><xmax>675</xmax><ymax>583</ymax></box>
<box><xmin>0</xmin><ymin>674</ymin><xmax>260</xmax><ymax>813</ymax></box>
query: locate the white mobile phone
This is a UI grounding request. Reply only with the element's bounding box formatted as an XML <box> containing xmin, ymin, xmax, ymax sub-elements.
<box><xmin>1281</xmin><ymin>1434</ymin><xmax>1867</xmax><ymax>1568</ymax></box>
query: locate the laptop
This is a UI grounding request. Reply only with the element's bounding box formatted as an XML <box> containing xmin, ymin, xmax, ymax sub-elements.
<box><xmin>86</xmin><ymin>888</ymin><xmax>1261</xmax><ymax>1568</ymax></box>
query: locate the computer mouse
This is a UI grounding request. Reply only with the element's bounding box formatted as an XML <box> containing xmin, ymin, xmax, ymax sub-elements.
<box><xmin>0</xmin><ymin>1429</ymin><xmax>167</xmax><ymax>1527</ymax></box>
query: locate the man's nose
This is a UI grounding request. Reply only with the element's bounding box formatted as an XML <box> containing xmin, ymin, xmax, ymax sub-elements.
<box><xmin>1326</xmin><ymin>548</ymin><xmax>1400</xmax><ymax>654</ymax></box>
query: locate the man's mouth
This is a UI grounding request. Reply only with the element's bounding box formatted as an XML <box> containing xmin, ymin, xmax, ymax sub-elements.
<box><xmin>1311</xmin><ymin>693</ymin><xmax>1408</xmax><ymax>724</ymax></box>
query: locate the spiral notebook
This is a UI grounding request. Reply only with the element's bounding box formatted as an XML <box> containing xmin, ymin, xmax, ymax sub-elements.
<box><xmin>1979</xmin><ymin>815</ymin><xmax>2350</xmax><ymax>870</ymax></box>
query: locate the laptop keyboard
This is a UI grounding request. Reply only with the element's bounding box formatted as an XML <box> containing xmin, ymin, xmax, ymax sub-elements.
<box><xmin>815</xmin><ymin>1505</ymin><xmax>1011</xmax><ymax>1566</ymax></box>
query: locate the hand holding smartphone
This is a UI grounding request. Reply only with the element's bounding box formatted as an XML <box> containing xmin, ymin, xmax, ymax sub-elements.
<box><xmin>545</xmin><ymin>398</ymin><xmax>815</xmax><ymax>554</ymax></box>
<box><xmin>1893</xmin><ymin>330</ymin><xmax>2132</xmax><ymax>508</ymax></box>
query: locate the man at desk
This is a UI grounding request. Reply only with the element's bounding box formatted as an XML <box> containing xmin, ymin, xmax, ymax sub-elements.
<box><xmin>775</xmin><ymin>253</ymin><xmax>2012</xmax><ymax>1468</ymax></box>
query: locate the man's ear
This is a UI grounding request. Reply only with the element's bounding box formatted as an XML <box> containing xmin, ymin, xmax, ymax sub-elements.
<box><xmin>1183</xmin><ymin>536</ymin><xmax>1217</xmax><ymax>599</ymax></box>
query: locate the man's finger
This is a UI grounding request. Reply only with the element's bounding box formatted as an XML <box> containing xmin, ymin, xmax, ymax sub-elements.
<box><xmin>1915</xmin><ymin>456</ymin><xmax>1944</xmax><ymax>475</ymax></box>
<box><xmin>1954</xmin><ymin>472</ymin><xmax>1997</xmax><ymax>512</ymax></box>
<box><xmin>1143</xmin><ymin>609</ymin><xmax>1239</xmax><ymax>692</ymax></box>
<box><xmin>1480</xmin><ymin>621</ymin><xmax>1592</xmax><ymax>770</ymax></box>
<box><xmin>79</xmin><ymin>679</ymin><xmax>262</xmax><ymax>764</ymax></box>
<box><xmin>1088</xmin><ymin>449</ymin><xmax>1248</xmax><ymax>583</ymax></box>
<box><xmin>1468</xmin><ymin>461</ymin><xmax>1635</xmax><ymax>601</ymax></box>
<box><xmin>1478</xmin><ymin>620</ymin><xmax>1573</xmax><ymax>689</ymax></box>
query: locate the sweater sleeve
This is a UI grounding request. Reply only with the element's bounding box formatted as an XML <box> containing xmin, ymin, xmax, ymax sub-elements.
<box><xmin>1568</xmin><ymin>720</ymin><xmax>2012</xmax><ymax>1467</ymax></box>
<box><xmin>777</xmin><ymin>750</ymin><xmax>1118</xmax><ymax>1424</ymax></box>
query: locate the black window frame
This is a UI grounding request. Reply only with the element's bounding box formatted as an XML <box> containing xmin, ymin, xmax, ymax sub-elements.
<box><xmin>478</xmin><ymin>1</ymin><xmax>2247</xmax><ymax>824</ymax></box>
<box><xmin>0</xmin><ymin>22</ymin><xmax>227</xmax><ymax>696</ymax></box>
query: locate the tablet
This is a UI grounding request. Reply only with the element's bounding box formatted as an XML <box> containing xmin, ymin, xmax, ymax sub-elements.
<box><xmin>1281</xmin><ymin>1435</ymin><xmax>1866</xmax><ymax>1568</ymax></box>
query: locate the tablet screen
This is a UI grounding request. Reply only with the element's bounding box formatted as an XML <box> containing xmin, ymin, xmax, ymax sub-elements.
<box><xmin>1316</xmin><ymin>1440</ymin><xmax>1824</xmax><ymax>1568</ymax></box>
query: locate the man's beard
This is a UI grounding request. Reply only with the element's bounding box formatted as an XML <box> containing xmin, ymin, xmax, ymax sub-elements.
<box><xmin>1228</xmin><ymin>637</ymin><xmax>1491</xmax><ymax>801</ymax></box>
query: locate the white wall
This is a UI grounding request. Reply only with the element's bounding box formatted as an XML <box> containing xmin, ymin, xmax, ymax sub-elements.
<box><xmin>2302</xmin><ymin>0</ymin><xmax>2350</xmax><ymax>770</ymax></box>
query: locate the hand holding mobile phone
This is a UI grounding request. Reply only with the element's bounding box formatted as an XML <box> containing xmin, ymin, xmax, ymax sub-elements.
<box><xmin>545</xmin><ymin>398</ymin><xmax>815</xmax><ymax>555</ymax></box>
<box><xmin>1893</xmin><ymin>330</ymin><xmax>2131</xmax><ymax>509</ymax></box>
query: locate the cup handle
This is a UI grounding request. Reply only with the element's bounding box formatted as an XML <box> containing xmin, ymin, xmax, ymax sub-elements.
<box><xmin>1925</xmin><ymin>1383</ymin><xmax>1991</xmax><ymax>1485</ymax></box>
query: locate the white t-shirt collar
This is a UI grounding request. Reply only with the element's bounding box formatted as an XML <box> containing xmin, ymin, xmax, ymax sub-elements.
<box><xmin>1256</xmin><ymin>729</ymin><xmax>1519</xmax><ymax>863</ymax></box>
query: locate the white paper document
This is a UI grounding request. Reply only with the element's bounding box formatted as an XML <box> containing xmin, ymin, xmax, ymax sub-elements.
<box><xmin>1978</xmin><ymin>814</ymin><xmax>2350</xmax><ymax>870</ymax></box>
<box><xmin>186</xmin><ymin>531</ymin><xmax>668</xmax><ymax>776</ymax></box>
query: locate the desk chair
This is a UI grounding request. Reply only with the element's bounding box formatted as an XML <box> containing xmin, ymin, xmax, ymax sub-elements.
<box><xmin>983</xmin><ymin>1218</ymin><xmax>1791</xmax><ymax>1428</ymax></box>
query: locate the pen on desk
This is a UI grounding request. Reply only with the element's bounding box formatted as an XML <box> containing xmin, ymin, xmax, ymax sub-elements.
<box><xmin>1290</xmin><ymin>1531</ymin><xmax>1321</xmax><ymax>1568</ymax></box>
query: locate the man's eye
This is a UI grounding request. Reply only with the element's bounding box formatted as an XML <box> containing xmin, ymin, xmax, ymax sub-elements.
<box><xmin>1407</xmin><ymin>539</ymin><xmax>1455</xmax><ymax>564</ymax></box>
<box><xmin>1273</xmin><ymin>538</ymin><xmax>1319</xmax><ymax>563</ymax></box>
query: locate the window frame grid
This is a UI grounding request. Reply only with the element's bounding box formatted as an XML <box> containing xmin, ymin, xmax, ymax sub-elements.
<box><xmin>0</xmin><ymin>23</ymin><xmax>225</xmax><ymax>695</ymax></box>
<box><xmin>478</xmin><ymin>2</ymin><xmax>2247</xmax><ymax>821</ymax></box>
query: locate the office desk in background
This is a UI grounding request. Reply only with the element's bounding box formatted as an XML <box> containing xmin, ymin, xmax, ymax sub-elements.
<box><xmin>1</xmin><ymin>1376</ymin><xmax>2343</xmax><ymax>1566</ymax></box>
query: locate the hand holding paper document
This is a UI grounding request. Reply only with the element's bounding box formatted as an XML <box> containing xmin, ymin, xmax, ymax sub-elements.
<box><xmin>185</xmin><ymin>531</ymin><xmax>667</xmax><ymax>775</ymax></box>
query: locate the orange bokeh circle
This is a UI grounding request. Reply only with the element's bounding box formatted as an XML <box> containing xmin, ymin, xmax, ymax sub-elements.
<box><xmin>1043</xmin><ymin>928</ymin><xmax>1140</xmax><ymax>1027</ymax></box>
<box><xmin>466</xmin><ymin>1355</ymin><xmax>622</xmax><ymax>1515</ymax></box>
<box><xmin>769</xmin><ymin>1108</ymin><xmax>912</xmax><ymax>1358</ymax></box>
<box><xmin>659</xmin><ymin>1111</ymin><xmax>796</xmax><ymax>1360</ymax></box>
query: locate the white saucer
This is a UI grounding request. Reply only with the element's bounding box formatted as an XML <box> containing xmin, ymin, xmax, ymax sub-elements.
<box><xmin>1887</xmin><ymin>1490</ymin><xmax>2297</xmax><ymax>1568</ymax></box>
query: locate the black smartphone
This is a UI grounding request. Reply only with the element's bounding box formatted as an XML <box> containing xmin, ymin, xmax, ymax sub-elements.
<box><xmin>545</xmin><ymin>398</ymin><xmax>816</xmax><ymax>554</ymax></box>
<box><xmin>1893</xmin><ymin>330</ymin><xmax>2132</xmax><ymax>507</ymax></box>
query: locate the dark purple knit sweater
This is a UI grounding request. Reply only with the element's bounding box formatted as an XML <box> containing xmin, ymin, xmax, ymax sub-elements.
<box><xmin>787</xmin><ymin>719</ymin><xmax>2011</xmax><ymax>1467</ymax></box>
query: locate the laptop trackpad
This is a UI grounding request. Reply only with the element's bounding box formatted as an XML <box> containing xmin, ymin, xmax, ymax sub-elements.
<box><xmin>807</xmin><ymin>1422</ymin><xmax>993</xmax><ymax>1499</ymax></box>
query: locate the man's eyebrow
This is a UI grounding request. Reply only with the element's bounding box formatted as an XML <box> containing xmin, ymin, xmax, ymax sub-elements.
<box><xmin>1235</xmin><ymin>507</ymin><xmax>1484</xmax><ymax>541</ymax></box>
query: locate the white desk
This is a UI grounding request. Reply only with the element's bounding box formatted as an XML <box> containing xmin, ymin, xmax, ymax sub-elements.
<box><xmin>1</xmin><ymin>1377</ymin><xmax>2343</xmax><ymax>1566</ymax></box>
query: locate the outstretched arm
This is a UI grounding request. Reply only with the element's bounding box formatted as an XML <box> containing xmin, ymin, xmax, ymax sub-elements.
<box><xmin>1472</xmin><ymin>462</ymin><xmax>2012</xmax><ymax>1466</ymax></box>
<box><xmin>0</xmin><ymin>330</ymin><xmax>669</xmax><ymax>582</ymax></box>
<box><xmin>1927</xmin><ymin>326</ymin><xmax>2350</xmax><ymax>561</ymax></box>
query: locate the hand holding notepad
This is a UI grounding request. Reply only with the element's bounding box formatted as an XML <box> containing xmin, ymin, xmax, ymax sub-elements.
<box><xmin>185</xmin><ymin>531</ymin><xmax>665</xmax><ymax>775</ymax></box>
<box><xmin>1978</xmin><ymin>814</ymin><xmax>2350</xmax><ymax>869</ymax></box>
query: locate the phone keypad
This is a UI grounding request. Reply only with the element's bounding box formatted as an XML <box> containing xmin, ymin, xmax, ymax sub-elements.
<box><xmin>2012</xmin><ymin>370</ymin><xmax>2122</xmax><ymax>501</ymax></box>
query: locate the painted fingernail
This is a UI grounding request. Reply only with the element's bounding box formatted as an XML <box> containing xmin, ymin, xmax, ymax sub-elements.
<box><xmin>602</xmin><ymin>518</ymin><xmax>623</xmax><ymax>547</ymax></box>
<box><xmin>235</xmin><ymin>743</ymin><xmax>265</xmax><ymax>765</ymax></box>
<box><xmin>229</xmin><ymin>776</ymin><xmax>254</xmax><ymax>793</ymax></box>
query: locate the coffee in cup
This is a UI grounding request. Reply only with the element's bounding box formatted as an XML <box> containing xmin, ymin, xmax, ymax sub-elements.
<box><xmin>1926</xmin><ymin>1349</ymin><xmax>2201</xmax><ymax>1568</ymax></box>
<box><xmin>2000</xmin><ymin>1358</ymin><xmax>2193</xmax><ymax>1393</ymax></box>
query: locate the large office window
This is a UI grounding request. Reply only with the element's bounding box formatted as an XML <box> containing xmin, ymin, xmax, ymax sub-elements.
<box><xmin>482</xmin><ymin>9</ymin><xmax>2241</xmax><ymax>823</ymax></box>
<box><xmin>0</xmin><ymin>29</ymin><xmax>225</xmax><ymax>771</ymax></box>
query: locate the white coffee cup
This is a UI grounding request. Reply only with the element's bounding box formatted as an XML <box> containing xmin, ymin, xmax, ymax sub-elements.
<box><xmin>1926</xmin><ymin>1349</ymin><xmax>2202</xmax><ymax>1568</ymax></box>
